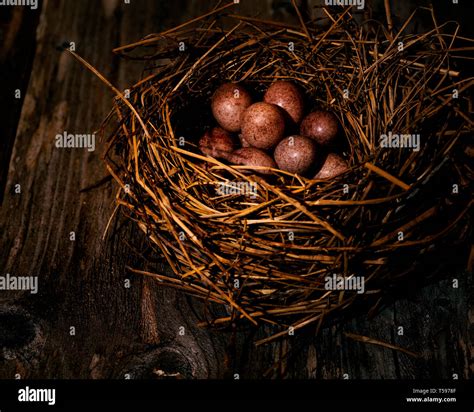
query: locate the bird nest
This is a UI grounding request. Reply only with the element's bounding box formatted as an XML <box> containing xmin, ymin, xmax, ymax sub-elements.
<box><xmin>82</xmin><ymin>4</ymin><xmax>473</xmax><ymax>344</ymax></box>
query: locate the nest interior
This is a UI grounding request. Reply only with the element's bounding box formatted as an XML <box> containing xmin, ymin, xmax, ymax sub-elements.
<box><xmin>94</xmin><ymin>4</ymin><xmax>473</xmax><ymax>344</ymax></box>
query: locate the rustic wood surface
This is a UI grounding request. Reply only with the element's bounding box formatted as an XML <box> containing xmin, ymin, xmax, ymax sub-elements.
<box><xmin>0</xmin><ymin>0</ymin><xmax>472</xmax><ymax>380</ymax></box>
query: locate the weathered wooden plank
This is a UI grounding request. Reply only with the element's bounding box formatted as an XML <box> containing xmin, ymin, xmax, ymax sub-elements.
<box><xmin>0</xmin><ymin>0</ymin><xmax>231</xmax><ymax>380</ymax></box>
<box><xmin>0</xmin><ymin>6</ymin><xmax>40</xmax><ymax>203</ymax></box>
<box><xmin>0</xmin><ymin>0</ymin><xmax>471</xmax><ymax>381</ymax></box>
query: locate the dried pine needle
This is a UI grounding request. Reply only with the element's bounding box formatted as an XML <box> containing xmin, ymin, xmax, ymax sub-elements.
<box><xmin>80</xmin><ymin>6</ymin><xmax>474</xmax><ymax>343</ymax></box>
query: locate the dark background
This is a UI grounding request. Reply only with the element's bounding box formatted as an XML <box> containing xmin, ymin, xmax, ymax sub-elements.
<box><xmin>0</xmin><ymin>0</ymin><xmax>472</xmax><ymax>380</ymax></box>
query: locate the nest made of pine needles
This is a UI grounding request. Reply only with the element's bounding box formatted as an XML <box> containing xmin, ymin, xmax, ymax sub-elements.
<box><xmin>79</xmin><ymin>3</ymin><xmax>473</xmax><ymax>344</ymax></box>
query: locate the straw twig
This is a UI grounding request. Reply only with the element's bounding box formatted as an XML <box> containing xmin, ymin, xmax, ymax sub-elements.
<box><xmin>90</xmin><ymin>6</ymin><xmax>473</xmax><ymax>343</ymax></box>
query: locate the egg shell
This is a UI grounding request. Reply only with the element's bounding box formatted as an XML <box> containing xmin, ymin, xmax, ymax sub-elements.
<box><xmin>229</xmin><ymin>147</ymin><xmax>277</xmax><ymax>174</ymax></box>
<box><xmin>211</xmin><ymin>83</ymin><xmax>252</xmax><ymax>132</ymax></box>
<box><xmin>300</xmin><ymin>110</ymin><xmax>339</xmax><ymax>146</ymax></box>
<box><xmin>274</xmin><ymin>135</ymin><xmax>318</xmax><ymax>175</ymax></box>
<box><xmin>313</xmin><ymin>153</ymin><xmax>348</xmax><ymax>179</ymax></box>
<box><xmin>241</xmin><ymin>102</ymin><xmax>286</xmax><ymax>150</ymax></box>
<box><xmin>199</xmin><ymin>127</ymin><xmax>236</xmax><ymax>160</ymax></box>
<box><xmin>264</xmin><ymin>81</ymin><xmax>304</xmax><ymax>124</ymax></box>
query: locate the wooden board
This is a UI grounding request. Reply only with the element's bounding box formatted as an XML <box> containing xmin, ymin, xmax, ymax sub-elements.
<box><xmin>0</xmin><ymin>0</ymin><xmax>472</xmax><ymax>380</ymax></box>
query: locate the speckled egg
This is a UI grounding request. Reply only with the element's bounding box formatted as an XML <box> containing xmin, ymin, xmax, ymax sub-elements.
<box><xmin>211</xmin><ymin>83</ymin><xmax>253</xmax><ymax>132</ymax></box>
<box><xmin>300</xmin><ymin>110</ymin><xmax>339</xmax><ymax>146</ymax></box>
<box><xmin>313</xmin><ymin>153</ymin><xmax>348</xmax><ymax>179</ymax></box>
<box><xmin>241</xmin><ymin>102</ymin><xmax>286</xmax><ymax>150</ymax></box>
<box><xmin>229</xmin><ymin>147</ymin><xmax>277</xmax><ymax>174</ymax></box>
<box><xmin>199</xmin><ymin>127</ymin><xmax>236</xmax><ymax>159</ymax></box>
<box><xmin>274</xmin><ymin>135</ymin><xmax>317</xmax><ymax>174</ymax></box>
<box><xmin>264</xmin><ymin>81</ymin><xmax>304</xmax><ymax>124</ymax></box>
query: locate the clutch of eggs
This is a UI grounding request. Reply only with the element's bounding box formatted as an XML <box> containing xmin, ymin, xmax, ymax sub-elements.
<box><xmin>201</xmin><ymin>81</ymin><xmax>349</xmax><ymax>180</ymax></box>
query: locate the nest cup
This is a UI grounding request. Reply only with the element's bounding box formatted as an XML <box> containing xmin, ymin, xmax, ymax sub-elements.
<box><xmin>101</xmin><ymin>5</ymin><xmax>472</xmax><ymax>344</ymax></box>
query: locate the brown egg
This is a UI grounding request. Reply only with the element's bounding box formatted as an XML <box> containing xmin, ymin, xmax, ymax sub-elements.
<box><xmin>211</xmin><ymin>83</ymin><xmax>252</xmax><ymax>132</ymax></box>
<box><xmin>300</xmin><ymin>110</ymin><xmax>339</xmax><ymax>146</ymax></box>
<box><xmin>229</xmin><ymin>148</ymin><xmax>277</xmax><ymax>174</ymax></box>
<box><xmin>241</xmin><ymin>102</ymin><xmax>286</xmax><ymax>150</ymax></box>
<box><xmin>199</xmin><ymin>127</ymin><xmax>236</xmax><ymax>159</ymax></box>
<box><xmin>264</xmin><ymin>81</ymin><xmax>304</xmax><ymax>124</ymax></box>
<box><xmin>313</xmin><ymin>153</ymin><xmax>348</xmax><ymax>179</ymax></box>
<box><xmin>274</xmin><ymin>135</ymin><xmax>317</xmax><ymax>174</ymax></box>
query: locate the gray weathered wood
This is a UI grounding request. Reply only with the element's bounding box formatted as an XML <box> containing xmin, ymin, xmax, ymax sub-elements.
<box><xmin>0</xmin><ymin>0</ymin><xmax>471</xmax><ymax>380</ymax></box>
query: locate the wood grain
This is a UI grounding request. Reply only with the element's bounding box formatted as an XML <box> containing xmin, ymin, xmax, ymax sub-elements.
<box><xmin>0</xmin><ymin>6</ymin><xmax>40</xmax><ymax>203</ymax></box>
<box><xmin>0</xmin><ymin>0</ymin><xmax>471</xmax><ymax>380</ymax></box>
